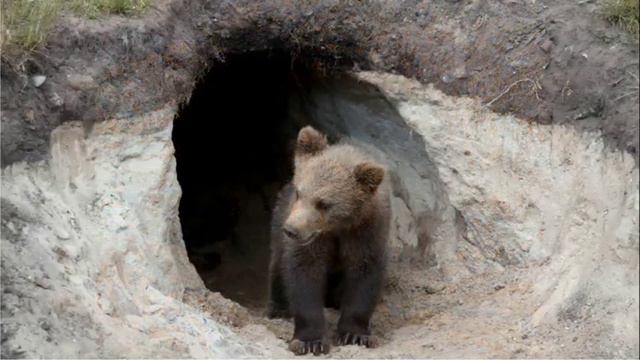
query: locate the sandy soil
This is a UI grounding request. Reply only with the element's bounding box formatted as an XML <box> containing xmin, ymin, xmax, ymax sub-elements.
<box><xmin>185</xmin><ymin>249</ymin><xmax>620</xmax><ymax>358</ymax></box>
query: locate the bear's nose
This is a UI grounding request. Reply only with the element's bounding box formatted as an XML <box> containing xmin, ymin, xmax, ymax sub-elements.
<box><xmin>283</xmin><ymin>225</ymin><xmax>300</xmax><ymax>240</ymax></box>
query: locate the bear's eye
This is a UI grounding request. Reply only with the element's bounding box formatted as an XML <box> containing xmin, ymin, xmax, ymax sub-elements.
<box><xmin>315</xmin><ymin>199</ymin><xmax>332</xmax><ymax>211</ymax></box>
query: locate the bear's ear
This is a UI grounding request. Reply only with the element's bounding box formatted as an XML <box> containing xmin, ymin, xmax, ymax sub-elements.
<box><xmin>295</xmin><ymin>126</ymin><xmax>328</xmax><ymax>161</ymax></box>
<box><xmin>354</xmin><ymin>162</ymin><xmax>385</xmax><ymax>193</ymax></box>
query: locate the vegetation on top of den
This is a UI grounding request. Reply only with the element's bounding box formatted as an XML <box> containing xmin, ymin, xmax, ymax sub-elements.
<box><xmin>1</xmin><ymin>0</ymin><xmax>149</xmax><ymax>50</ymax></box>
<box><xmin>603</xmin><ymin>0</ymin><xmax>640</xmax><ymax>40</ymax></box>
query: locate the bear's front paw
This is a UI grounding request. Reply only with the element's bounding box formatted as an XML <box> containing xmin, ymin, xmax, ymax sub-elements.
<box><xmin>289</xmin><ymin>338</ymin><xmax>331</xmax><ymax>356</ymax></box>
<box><xmin>336</xmin><ymin>333</ymin><xmax>380</xmax><ymax>348</ymax></box>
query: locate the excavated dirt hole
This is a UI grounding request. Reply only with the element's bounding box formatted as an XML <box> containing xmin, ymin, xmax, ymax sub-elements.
<box><xmin>173</xmin><ymin>50</ymin><xmax>357</xmax><ymax>310</ymax></box>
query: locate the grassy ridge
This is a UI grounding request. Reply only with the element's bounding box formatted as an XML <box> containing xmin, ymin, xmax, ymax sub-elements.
<box><xmin>1</xmin><ymin>0</ymin><xmax>638</xmax><ymax>52</ymax></box>
<box><xmin>603</xmin><ymin>0</ymin><xmax>640</xmax><ymax>40</ymax></box>
<box><xmin>1</xmin><ymin>0</ymin><xmax>149</xmax><ymax>50</ymax></box>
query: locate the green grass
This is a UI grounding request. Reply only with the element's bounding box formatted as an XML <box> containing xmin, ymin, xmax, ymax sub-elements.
<box><xmin>603</xmin><ymin>0</ymin><xmax>640</xmax><ymax>39</ymax></box>
<box><xmin>1</xmin><ymin>0</ymin><xmax>150</xmax><ymax>51</ymax></box>
<box><xmin>69</xmin><ymin>0</ymin><xmax>151</xmax><ymax>20</ymax></box>
<box><xmin>1</xmin><ymin>0</ymin><xmax>63</xmax><ymax>50</ymax></box>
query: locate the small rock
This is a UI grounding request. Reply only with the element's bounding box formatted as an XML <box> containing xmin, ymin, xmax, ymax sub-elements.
<box><xmin>494</xmin><ymin>284</ymin><xmax>506</xmax><ymax>291</ymax></box>
<box><xmin>25</xmin><ymin>110</ymin><xmax>35</xmax><ymax>123</ymax></box>
<box><xmin>67</xmin><ymin>74</ymin><xmax>97</xmax><ymax>91</ymax></box>
<box><xmin>34</xmin><ymin>277</ymin><xmax>51</xmax><ymax>289</ymax></box>
<box><xmin>540</xmin><ymin>39</ymin><xmax>553</xmax><ymax>53</ymax></box>
<box><xmin>368</xmin><ymin>51</ymin><xmax>383</xmax><ymax>67</ymax></box>
<box><xmin>6</xmin><ymin>222</ymin><xmax>17</xmax><ymax>234</ymax></box>
<box><xmin>424</xmin><ymin>284</ymin><xmax>446</xmax><ymax>294</ymax></box>
<box><xmin>32</xmin><ymin>75</ymin><xmax>46</xmax><ymax>87</ymax></box>
<box><xmin>48</xmin><ymin>92</ymin><xmax>64</xmax><ymax>107</ymax></box>
<box><xmin>39</xmin><ymin>319</ymin><xmax>51</xmax><ymax>331</ymax></box>
<box><xmin>55</xmin><ymin>228</ymin><xmax>71</xmax><ymax>240</ymax></box>
<box><xmin>453</xmin><ymin>65</ymin><xmax>469</xmax><ymax>79</ymax></box>
<box><xmin>441</xmin><ymin>74</ymin><xmax>453</xmax><ymax>84</ymax></box>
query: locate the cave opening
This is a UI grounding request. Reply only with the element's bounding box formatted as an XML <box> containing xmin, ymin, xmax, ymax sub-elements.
<box><xmin>171</xmin><ymin>50</ymin><xmax>346</xmax><ymax>309</ymax></box>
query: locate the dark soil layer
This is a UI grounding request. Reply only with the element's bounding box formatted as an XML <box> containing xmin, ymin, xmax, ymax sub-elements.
<box><xmin>1</xmin><ymin>0</ymin><xmax>638</xmax><ymax>166</ymax></box>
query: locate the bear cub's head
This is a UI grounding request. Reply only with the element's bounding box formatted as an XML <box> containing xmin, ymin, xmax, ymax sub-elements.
<box><xmin>283</xmin><ymin>126</ymin><xmax>385</xmax><ymax>246</ymax></box>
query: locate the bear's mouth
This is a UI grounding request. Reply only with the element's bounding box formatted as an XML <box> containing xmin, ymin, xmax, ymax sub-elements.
<box><xmin>298</xmin><ymin>230</ymin><xmax>321</xmax><ymax>247</ymax></box>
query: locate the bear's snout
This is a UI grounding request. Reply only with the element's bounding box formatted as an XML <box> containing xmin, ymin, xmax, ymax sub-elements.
<box><xmin>283</xmin><ymin>201</ymin><xmax>324</xmax><ymax>245</ymax></box>
<box><xmin>282</xmin><ymin>224</ymin><xmax>301</xmax><ymax>241</ymax></box>
<box><xmin>282</xmin><ymin>223</ymin><xmax>320</xmax><ymax>246</ymax></box>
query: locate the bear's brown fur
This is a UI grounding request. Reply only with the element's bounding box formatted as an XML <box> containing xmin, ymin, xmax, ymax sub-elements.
<box><xmin>268</xmin><ymin>126</ymin><xmax>390</xmax><ymax>356</ymax></box>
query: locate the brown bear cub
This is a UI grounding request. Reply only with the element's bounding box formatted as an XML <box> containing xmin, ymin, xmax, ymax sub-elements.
<box><xmin>268</xmin><ymin>126</ymin><xmax>390</xmax><ymax>356</ymax></box>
